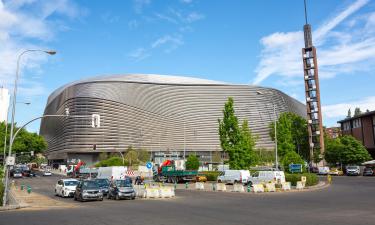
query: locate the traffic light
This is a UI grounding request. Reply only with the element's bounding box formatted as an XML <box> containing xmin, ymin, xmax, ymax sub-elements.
<box><xmin>93</xmin><ymin>144</ymin><xmax>96</xmax><ymax>150</ymax></box>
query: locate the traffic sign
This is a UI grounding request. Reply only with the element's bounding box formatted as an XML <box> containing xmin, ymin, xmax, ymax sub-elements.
<box><xmin>289</xmin><ymin>164</ymin><xmax>302</xmax><ymax>173</ymax></box>
<box><xmin>146</xmin><ymin>162</ymin><xmax>152</xmax><ymax>169</ymax></box>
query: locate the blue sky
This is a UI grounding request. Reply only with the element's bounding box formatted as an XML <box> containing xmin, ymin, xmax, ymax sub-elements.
<box><xmin>1</xmin><ymin>0</ymin><xmax>375</xmax><ymax>132</ymax></box>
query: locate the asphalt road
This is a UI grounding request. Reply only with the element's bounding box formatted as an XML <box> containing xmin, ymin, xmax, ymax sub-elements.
<box><xmin>1</xmin><ymin>175</ymin><xmax>375</xmax><ymax>225</ymax></box>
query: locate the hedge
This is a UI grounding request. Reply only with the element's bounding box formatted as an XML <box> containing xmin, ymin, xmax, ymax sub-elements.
<box><xmin>285</xmin><ymin>173</ymin><xmax>319</xmax><ymax>186</ymax></box>
<box><xmin>199</xmin><ymin>171</ymin><xmax>222</xmax><ymax>181</ymax></box>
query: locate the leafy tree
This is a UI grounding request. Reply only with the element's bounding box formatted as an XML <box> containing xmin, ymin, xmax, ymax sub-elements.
<box><xmin>269</xmin><ymin>112</ymin><xmax>310</xmax><ymax>161</ymax></box>
<box><xmin>211</xmin><ymin>151</ymin><xmax>222</xmax><ymax>163</ymax></box>
<box><xmin>125</xmin><ymin>149</ymin><xmax>138</xmax><ymax>166</ymax></box>
<box><xmin>347</xmin><ymin>109</ymin><xmax>352</xmax><ymax>118</ymax></box>
<box><xmin>340</xmin><ymin>135</ymin><xmax>371</xmax><ymax>164</ymax></box>
<box><xmin>186</xmin><ymin>155</ymin><xmax>199</xmax><ymax>170</ymax></box>
<box><xmin>239</xmin><ymin>120</ymin><xmax>258</xmax><ymax>166</ymax></box>
<box><xmin>0</xmin><ymin>122</ymin><xmax>47</xmax><ymax>161</ymax></box>
<box><xmin>218</xmin><ymin>98</ymin><xmax>258</xmax><ymax>169</ymax></box>
<box><xmin>137</xmin><ymin>149</ymin><xmax>150</xmax><ymax>163</ymax></box>
<box><xmin>354</xmin><ymin>107</ymin><xmax>362</xmax><ymax>116</ymax></box>
<box><xmin>95</xmin><ymin>157</ymin><xmax>128</xmax><ymax>167</ymax></box>
<box><xmin>325</xmin><ymin>135</ymin><xmax>371</xmax><ymax>165</ymax></box>
<box><xmin>281</xmin><ymin>151</ymin><xmax>305</xmax><ymax>172</ymax></box>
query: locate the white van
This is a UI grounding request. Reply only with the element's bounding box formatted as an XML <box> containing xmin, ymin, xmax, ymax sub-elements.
<box><xmin>217</xmin><ymin>170</ymin><xmax>251</xmax><ymax>184</ymax></box>
<box><xmin>248</xmin><ymin>171</ymin><xmax>285</xmax><ymax>185</ymax></box>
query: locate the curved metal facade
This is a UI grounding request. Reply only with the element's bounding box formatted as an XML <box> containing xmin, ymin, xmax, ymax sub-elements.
<box><xmin>40</xmin><ymin>74</ymin><xmax>305</xmax><ymax>161</ymax></box>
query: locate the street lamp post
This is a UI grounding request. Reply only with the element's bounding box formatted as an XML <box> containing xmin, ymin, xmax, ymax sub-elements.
<box><xmin>115</xmin><ymin>149</ymin><xmax>125</xmax><ymax>165</ymax></box>
<box><xmin>3</xmin><ymin>101</ymin><xmax>30</xmax><ymax>166</ymax></box>
<box><xmin>2</xmin><ymin>49</ymin><xmax>56</xmax><ymax>207</ymax></box>
<box><xmin>256</xmin><ymin>91</ymin><xmax>279</xmax><ymax>170</ymax></box>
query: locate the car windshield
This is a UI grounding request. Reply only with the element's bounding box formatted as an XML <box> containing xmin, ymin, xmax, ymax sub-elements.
<box><xmin>115</xmin><ymin>179</ymin><xmax>132</xmax><ymax>187</ymax></box>
<box><xmin>347</xmin><ymin>166</ymin><xmax>358</xmax><ymax>169</ymax></box>
<box><xmin>64</xmin><ymin>181</ymin><xmax>78</xmax><ymax>186</ymax></box>
<box><xmin>95</xmin><ymin>179</ymin><xmax>109</xmax><ymax>187</ymax></box>
<box><xmin>82</xmin><ymin>181</ymin><xmax>99</xmax><ymax>189</ymax></box>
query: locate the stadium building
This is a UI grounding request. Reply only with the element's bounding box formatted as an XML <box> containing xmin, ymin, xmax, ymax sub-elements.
<box><xmin>40</xmin><ymin>74</ymin><xmax>305</xmax><ymax>165</ymax></box>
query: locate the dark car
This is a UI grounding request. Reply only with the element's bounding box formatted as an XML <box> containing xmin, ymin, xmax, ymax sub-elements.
<box><xmin>94</xmin><ymin>178</ymin><xmax>110</xmax><ymax>196</ymax></box>
<box><xmin>74</xmin><ymin>180</ymin><xmax>103</xmax><ymax>202</ymax></box>
<box><xmin>108</xmin><ymin>178</ymin><xmax>136</xmax><ymax>200</ymax></box>
<box><xmin>363</xmin><ymin>167</ymin><xmax>374</xmax><ymax>176</ymax></box>
<box><xmin>22</xmin><ymin>169</ymin><xmax>36</xmax><ymax>177</ymax></box>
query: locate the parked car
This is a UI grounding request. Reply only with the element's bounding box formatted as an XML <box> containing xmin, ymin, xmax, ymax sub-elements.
<box><xmin>94</xmin><ymin>178</ymin><xmax>110</xmax><ymax>196</ymax></box>
<box><xmin>107</xmin><ymin>178</ymin><xmax>136</xmax><ymax>200</ymax></box>
<box><xmin>74</xmin><ymin>180</ymin><xmax>103</xmax><ymax>202</ymax></box>
<box><xmin>55</xmin><ymin>179</ymin><xmax>79</xmax><ymax>197</ymax></box>
<box><xmin>318</xmin><ymin>166</ymin><xmax>330</xmax><ymax>175</ymax></box>
<box><xmin>43</xmin><ymin>170</ymin><xmax>52</xmax><ymax>176</ymax></box>
<box><xmin>248</xmin><ymin>171</ymin><xmax>286</xmax><ymax>186</ymax></box>
<box><xmin>363</xmin><ymin>167</ymin><xmax>374</xmax><ymax>176</ymax></box>
<box><xmin>13</xmin><ymin>169</ymin><xmax>23</xmax><ymax>178</ymax></box>
<box><xmin>195</xmin><ymin>174</ymin><xmax>207</xmax><ymax>183</ymax></box>
<box><xmin>346</xmin><ymin>165</ymin><xmax>360</xmax><ymax>176</ymax></box>
<box><xmin>328</xmin><ymin>168</ymin><xmax>344</xmax><ymax>176</ymax></box>
<box><xmin>217</xmin><ymin>170</ymin><xmax>251</xmax><ymax>185</ymax></box>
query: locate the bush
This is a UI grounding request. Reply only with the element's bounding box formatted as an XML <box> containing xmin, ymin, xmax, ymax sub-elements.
<box><xmin>285</xmin><ymin>173</ymin><xmax>319</xmax><ymax>186</ymax></box>
<box><xmin>200</xmin><ymin>171</ymin><xmax>221</xmax><ymax>181</ymax></box>
<box><xmin>281</xmin><ymin>151</ymin><xmax>305</xmax><ymax>172</ymax></box>
<box><xmin>186</xmin><ymin>155</ymin><xmax>199</xmax><ymax>170</ymax></box>
<box><xmin>95</xmin><ymin>157</ymin><xmax>128</xmax><ymax>167</ymax></box>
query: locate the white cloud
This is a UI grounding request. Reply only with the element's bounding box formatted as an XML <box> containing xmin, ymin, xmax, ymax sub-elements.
<box><xmin>128</xmin><ymin>48</ymin><xmax>151</xmax><ymax>62</ymax></box>
<box><xmin>0</xmin><ymin>0</ymin><xmax>84</xmax><ymax>96</ymax></box>
<box><xmin>151</xmin><ymin>34</ymin><xmax>184</xmax><ymax>52</ymax></box>
<box><xmin>323</xmin><ymin>96</ymin><xmax>375</xmax><ymax>119</ymax></box>
<box><xmin>133</xmin><ymin>0</ymin><xmax>151</xmax><ymax>14</ymax></box>
<box><xmin>253</xmin><ymin>0</ymin><xmax>374</xmax><ymax>85</ymax></box>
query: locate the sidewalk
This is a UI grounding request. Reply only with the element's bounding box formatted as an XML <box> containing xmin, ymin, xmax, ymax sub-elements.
<box><xmin>9</xmin><ymin>184</ymin><xmax>76</xmax><ymax>210</ymax></box>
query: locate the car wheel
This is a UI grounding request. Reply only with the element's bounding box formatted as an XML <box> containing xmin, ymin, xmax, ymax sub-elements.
<box><xmin>131</xmin><ymin>196</ymin><xmax>135</xmax><ymax>200</ymax></box>
<box><xmin>74</xmin><ymin>195</ymin><xmax>77</xmax><ymax>201</ymax></box>
<box><xmin>99</xmin><ymin>197</ymin><xmax>103</xmax><ymax>201</ymax></box>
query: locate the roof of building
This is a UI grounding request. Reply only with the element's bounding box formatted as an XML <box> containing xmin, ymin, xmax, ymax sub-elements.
<box><xmin>337</xmin><ymin>109</ymin><xmax>375</xmax><ymax>123</ymax></box>
<box><xmin>47</xmin><ymin>74</ymin><xmax>247</xmax><ymax>105</ymax></box>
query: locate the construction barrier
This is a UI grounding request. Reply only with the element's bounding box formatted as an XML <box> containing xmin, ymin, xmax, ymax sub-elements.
<box><xmin>216</xmin><ymin>183</ymin><xmax>227</xmax><ymax>191</ymax></box>
<box><xmin>145</xmin><ymin>188</ymin><xmax>160</xmax><ymax>198</ymax></box>
<box><xmin>195</xmin><ymin>182</ymin><xmax>205</xmax><ymax>190</ymax></box>
<box><xmin>296</xmin><ymin>181</ymin><xmax>304</xmax><ymax>190</ymax></box>
<box><xmin>159</xmin><ymin>187</ymin><xmax>175</xmax><ymax>198</ymax></box>
<box><xmin>281</xmin><ymin>182</ymin><xmax>291</xmax><ymax>191</ymax></box>
<box><xmin>233</xmin><ymin>184</ymin><xmax>245</xmax><ymax>192</ymax></box>
<box><xmin>253</xmin><ymin>184</ymin><xmax>265</xmax><ymax>193</ymax></box>
<box><xmin>301</xmin><ymin>176</ymin><xmax>307</xmax><ymax>187</ymax></box>
<box><xmin>134</xmin><ymin>185</ymin><xmax>146</xmax><ymax>198</ymax></box>
<box><xmin>265</xmin><ymin>183</ymin><xmax>276</xmax><ymax>192</ymax></box>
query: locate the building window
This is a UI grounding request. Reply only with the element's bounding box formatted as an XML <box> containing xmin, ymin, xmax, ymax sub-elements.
<box><xmin>343</xmin><ymin>122</ymin><xmax>351</xmax><ymax>131</ymax></box>
<box><xmin>352</xmin><ymin>119</ymin><xmax>361</xmax><ymax>128</ymax></box>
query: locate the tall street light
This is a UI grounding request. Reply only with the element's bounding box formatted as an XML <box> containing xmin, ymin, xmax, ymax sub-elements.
<box><xmin>2</xmin><ymin>101</ymin><xmax>31</xmax><ymax>166</ymax></box>
<box><xmin>3</xmin><ymin>49</ymin><xmax>56</xmax><ymax>206</ymax></box>
<box><xmin>256</xmin><ymin>90</ymin><xmax>279</xmax><ymax>170</ymax></box>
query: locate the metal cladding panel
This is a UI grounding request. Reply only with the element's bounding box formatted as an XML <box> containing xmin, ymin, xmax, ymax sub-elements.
<box><xmin>40</xmin><ymin>75</ymin><xmax>306</xmax><ymax>159</ymax></box>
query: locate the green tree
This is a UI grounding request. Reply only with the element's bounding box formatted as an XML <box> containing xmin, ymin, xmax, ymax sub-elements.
<box><xmin>354</xmin><ymin>107</ymin><xmax>362</xmax><ymax>116</ymax></box>
<box><xmin>325</xmin><ymin>135</ymin><xmax>371</xmax><ymax>165</ymax></box>
<box><xmin>137</xmin><ymin>149</ymin><xmax>150</xmax><ymax>163</ymax></box>
<box><xmin>218</xmin><ymin>97</ymin><xmax>242</xmax><ymax>169</ymax></box>
<box><xmin>186</xmin><ymin>154</ymin><xmax>199</xmax><ymax>170</ymax></box>
<box><xmin>95</xmin><ymin>157</ymin><xmax>128</xmax><ymax>167</ymax></box>
<box><xmin>125</xmin><ymin>146</ymin><xmax>139</xmax><ymax>166</ymax></box>
<box><xmin>0</xmin><ymin>122</ymin><xmax>47</xmax><ymax>160</ymax></box>
<box><xmin>281</xmin><ymin>151</ymin><xmax>305</xmax><ymax>172</ymax></box>
<box><xmin>340</xmin><ymin>135</ymin><xmax>371</xmax><ymax>164</ymax></box>
<box><xmin>269</xmin><ymin>112</ymin><xmax>310</xmax><ymax>161</ymax></box>
<box><xmin>218</xmin><ymin>98</ymin><xmax>258</xmax><ymax>169</ymax></box>
<box><xmin>240</xmin><ymin>120</ymin><xmax>258</xmax><ymax>167</ymax></box>
<box><xmin>211</xmin><ymin>151</ymin><xmax>222</xmax><ymax>163</ymax></box>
